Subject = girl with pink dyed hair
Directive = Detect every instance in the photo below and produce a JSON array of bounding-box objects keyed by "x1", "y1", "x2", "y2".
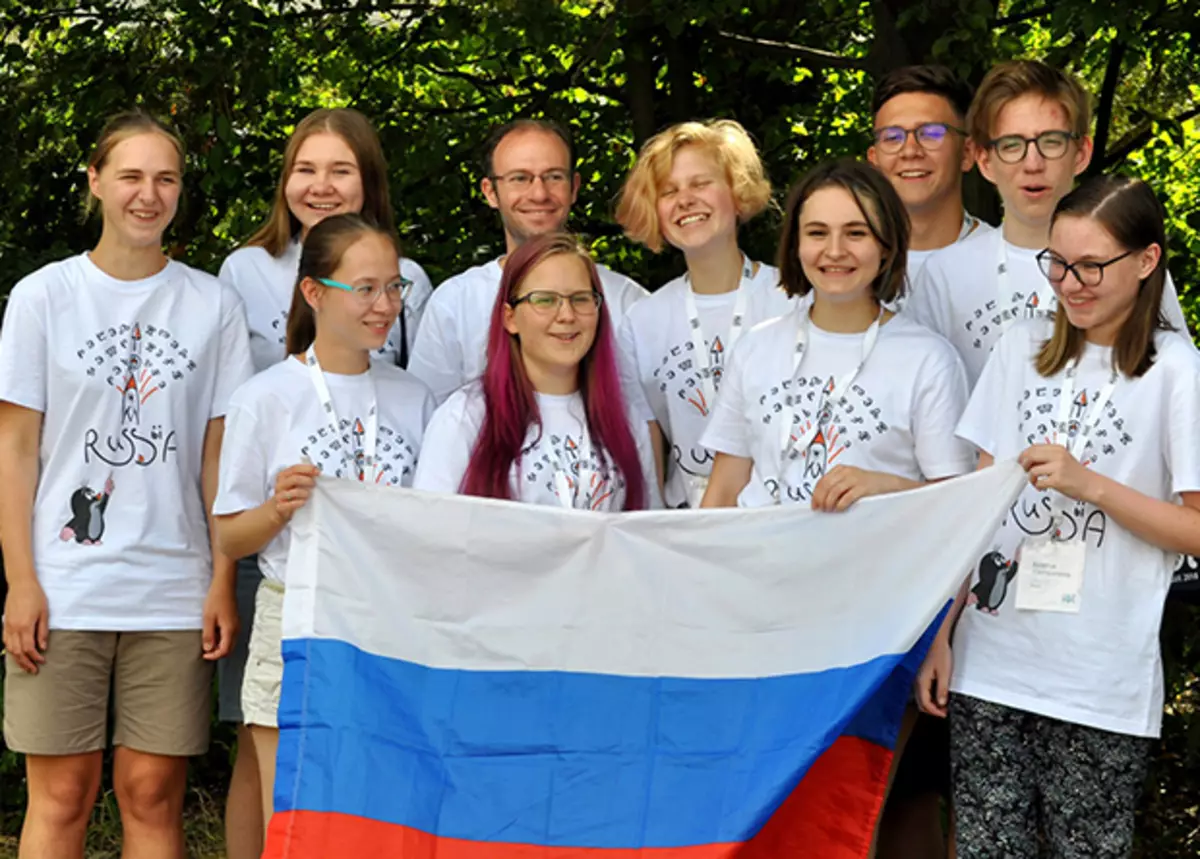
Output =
[{"x1": 414, "y1": 232, "x2": 657, "y2": 511}]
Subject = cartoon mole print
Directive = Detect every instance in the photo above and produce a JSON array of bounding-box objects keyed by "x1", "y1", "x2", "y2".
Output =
[
  {"x1": 60, "y1": 477, "x2": 115, "y2": 545},
  {"x1": 968, "y1": 550, "x2": 1018, "y2": 615}
]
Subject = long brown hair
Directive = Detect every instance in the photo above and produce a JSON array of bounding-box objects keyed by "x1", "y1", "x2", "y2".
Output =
[
  {"x1": 1036, "y1": 176, "x2": 1169, "y2": 379},
  {"x1": 777, "y1": 159, "x2": 909, "y2": 304},
  {"x1": 84, "y1": 110, "x2": 185, "y2": 218},
  {"x1": 248, "y1": 108, "x2": 395, "y2": 256},
  {"x1": 285, "y1": 213, "x2": 400, "y2": 354}
]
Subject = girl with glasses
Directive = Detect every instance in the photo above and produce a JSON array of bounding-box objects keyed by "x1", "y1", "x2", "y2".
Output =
[
  {"x1": 213, "y1": 214, "x2": 436, "y2": 836},
  {"x1": 614, "y1": 120, "x2": 794, "y2": 508},
  {"x1": 414, "y1": 232, "x2": 657, "y2": 511},
  {"x1": 0, "y1": 111, "x2": 253, "y2": 858},
  {"x1": 917, "y1": 175, "x2": 1200, "y2": 858},
  {"x1": 214, "y1": 108, "x2": 433, "y2": 857}
]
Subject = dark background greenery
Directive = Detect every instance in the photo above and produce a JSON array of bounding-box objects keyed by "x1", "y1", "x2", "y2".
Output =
[{"x1": 1, "y1": 0, "x2": 1198, "y2": 855}]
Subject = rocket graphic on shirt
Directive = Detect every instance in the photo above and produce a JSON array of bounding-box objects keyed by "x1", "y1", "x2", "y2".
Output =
[
  {"x1": 301, "y1": 417, "x2": 418, "y2": 485},
  {"x1": 522, "y1": 432, "x2": 620, "y2": 510}
]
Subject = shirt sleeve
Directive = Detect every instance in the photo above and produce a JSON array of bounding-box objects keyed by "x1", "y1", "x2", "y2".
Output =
[
  {"x1": 698, "y1": 335, "x2": 754, "y2": 459},
  {"x1": 1163, "y1": 345, "x2": 1200, "y2": 495},
  {"x1": 213, "y1": 394, "x2": 271, "y2": 516},
  {"x1": 412, "y1": 395, "x2": 476, "y2": 494},
  {"x1": 0, "y1": 281, "x2": 48, "y2": 413},
  {"x1": 407, "y1": 288, "x2": 466, "y2": 406},
  {"x1": 401, "y1": 258, "x2": 435, "y2": 354},
  {"x1": 956, "y1": 324, "x2": 1018, "y2": 457},
  {"x1": 911, "y1": 341, "x2": 976, "y2": 479},
  {"x1": 211, "y1": 286, "x2": 255, "y2": 419},
  {"x1": 616, "y1": 314, "x2": 655, "y2": 424},
  {"x1": 1160, "y1": 270, "x2": 1192, "y2": 339}
]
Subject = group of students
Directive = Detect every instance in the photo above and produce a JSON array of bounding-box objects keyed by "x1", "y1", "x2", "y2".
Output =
[{"x1": 0, "y1": 56, "x2": 1197, "y2": 859}]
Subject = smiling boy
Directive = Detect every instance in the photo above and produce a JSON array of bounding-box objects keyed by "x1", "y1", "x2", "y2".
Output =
[{"x1": 867, "y1": 65, "x2": 993, "y2": 283}]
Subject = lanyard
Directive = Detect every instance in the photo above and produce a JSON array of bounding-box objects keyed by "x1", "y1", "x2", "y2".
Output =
[
  {"x1": 305, "y1": 347, "x2": 380, "y2": 483},
  {"x1": 775, "y1": 307, "x2": 884, "y2": 498},
  {"x1": 1052, "y1": 359, "x2": 1118, "y2": 460},
  {"x1": 683, "y1": 256, "x2": 755, "y2": 411},
  {"x1": 960, "y1": 213, "x2": 982, "y2": 241},
  {"x1": 1038, "y1": 358, "x2": 1117, "y2": 537}
]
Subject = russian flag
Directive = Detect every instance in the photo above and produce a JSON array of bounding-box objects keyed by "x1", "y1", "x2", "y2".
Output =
[{"x1": 265, "y1": 462, "x2": 1025, "y2": 858}]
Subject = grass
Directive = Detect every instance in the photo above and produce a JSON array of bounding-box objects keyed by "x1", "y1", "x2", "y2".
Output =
[{"x1": 0, "y1": 785, "x2": 225, "y2": 859}]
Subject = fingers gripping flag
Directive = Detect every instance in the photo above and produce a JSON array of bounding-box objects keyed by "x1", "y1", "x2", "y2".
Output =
[{"x1": 267, "y1": 462, "x2": 1026, "y2": 858}]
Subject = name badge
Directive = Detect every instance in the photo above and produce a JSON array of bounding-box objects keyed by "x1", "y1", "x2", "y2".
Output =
[
  {"x1": 684, "y1": 473, "x2": 710, "y2": 509},
  {"x1": 1015, "y1": 537, "x2": 1085, "y2": 613}
]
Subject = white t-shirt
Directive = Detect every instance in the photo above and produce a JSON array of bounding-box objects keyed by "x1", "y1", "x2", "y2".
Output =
[
  {"x1": 214, "y1": 357, "x2": 435, "y2": 584},
  {"x1": 413, "y1": 384, "x2": 661, "y2": 510},
  {"x1": 700, "y1": 305, "x2": 975, "y2": 508},
  {"x1": 0, "y1": 254, "x2": 254, "y2": 630},
  {"x1": 952, "y1": 319, "x2": 1200, "y2": 738},
  {"x1": 618, "y1": 262, "x2": 794, "y2": 507},
  {"x1": 218, "y1": 240, "x2": 433, "y2": 373},
  {"x1": 909, "y1": 227, "x2": 1190, "y2": 387},
  {"x1": 904, "y1": 214, "x2": 995, "y2": 290},
  {"x1": 408, "y1": 259, "x2": 649, "y2": 405}
]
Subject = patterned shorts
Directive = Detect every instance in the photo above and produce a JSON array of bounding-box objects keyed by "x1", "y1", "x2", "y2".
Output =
[{"x1": 949, "y1": 693, "x2": 1151, "y2": 859}]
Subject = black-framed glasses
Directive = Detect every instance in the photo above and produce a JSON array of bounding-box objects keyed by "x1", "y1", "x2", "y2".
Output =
[
  {"x1": 509, "y1": 290, "x2": 603, "y2": 315},
  {"x1": 988, "y1": 131, "x2": 1078, "y2": 164},
  {"x1": 1036, "y1": 249, "x2": 1134, "y2": 286},
  {"x1": 491, "y1": 169, "x2": 572, "y2": 189},
  {"x1": 872, "y1": 122, "x2": 965, "y2": 153}
]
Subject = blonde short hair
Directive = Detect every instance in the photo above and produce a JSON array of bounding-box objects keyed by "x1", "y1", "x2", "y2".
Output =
[
  {"x1": 615, "y1": 120, "x2": 772, "y2": 253},
  {"x1": 967, "y1": 60, "x2": 1091, "y2": 147}
]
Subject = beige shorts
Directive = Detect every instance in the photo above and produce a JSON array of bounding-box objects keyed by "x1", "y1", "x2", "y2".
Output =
[
  {"x1": 3, "y1": 630, "x2": 212, "y2": 756},
  {"x1": 242, "y1": 578, "x2": 284, "y2": 728}
]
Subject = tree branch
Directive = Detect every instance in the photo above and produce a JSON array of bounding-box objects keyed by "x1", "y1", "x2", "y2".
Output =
[
  {"x1": 714, "y1": 30, "x2": 867, "y2": 70},
  {"x1": 993, "y1": 4, "x2": 1051, "y2": 27},
  {"x1": 1089, "y1": 37, "x2": 1126, "y2": 174},
  {"x1": 1102, "y1": 104, "x2": 1200, "y2": 167}
]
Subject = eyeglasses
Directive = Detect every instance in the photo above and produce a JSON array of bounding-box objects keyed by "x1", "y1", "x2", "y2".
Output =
[
  {"x1": 988, "y1": 131, "x2": 1078, "y2": 164},
  {"x1": 509, "y1": 290, "x2": 603, "y2": 315},
  {"x1": 491, "y1": 169, "x2": 573, "y2": 190},
  {"x1": 1036, "y1": 249, "x2": 1134, "y2": 286},
  {"x1": 318, "y1": 277, "x2": 409, "y2": 304},
  {"x1": 872, "y1": 122, "x2": 965, "y2": 153}
]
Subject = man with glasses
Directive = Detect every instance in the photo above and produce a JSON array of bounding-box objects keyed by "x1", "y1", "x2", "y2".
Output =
[
  {"x1": 409, "y1": 119, "x2": 648, "y2": 403},
  {"x1": 909, "y1": 60, "x2": 1187, "y2": 386},
  {"x1": 867, "y1": 65, "x2": 993, "y2": 285}
]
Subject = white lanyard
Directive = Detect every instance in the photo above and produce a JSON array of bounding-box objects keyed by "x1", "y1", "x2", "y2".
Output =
[
  {"x1": 1053, "y1": 359, "x2": 1118, "y2": 460},
  {"x1": 1040, "y1": 358, "x2": 1118, "y2": 535},
  {"x1": 683, "y1": 256, "x2": 754, "y2": 410},
  {"x1": 305, "y1": 347, "x2": 380, "y2": 483},
  {"x1": 551, "y1": 435, "x2": 596, "y2": 511},
  {"x1": 775, "y1": 308, "x2": 883, "y2": 498}
]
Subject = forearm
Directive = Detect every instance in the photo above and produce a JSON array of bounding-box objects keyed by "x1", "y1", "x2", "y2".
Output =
[
  {"x1": 0, "y1": 423, "x2": 41, "y2": 588},
  {"x1": 201, "y1": 418, "x2": 236, "y2": 590},
  {"x1": 1086, "y1": 475, "x2": 1200, "y2": 556},
  {"x1": 215, "y1": 502, "x2": 287, "y2": 560},
  {"x1": 700, "y1": 453, "x2": 751, "y2": 508}
]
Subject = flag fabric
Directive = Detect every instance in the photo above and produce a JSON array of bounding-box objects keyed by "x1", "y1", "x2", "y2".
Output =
[{"x1": 265, "y1": 461, "x2": 1026, "y2": 859}]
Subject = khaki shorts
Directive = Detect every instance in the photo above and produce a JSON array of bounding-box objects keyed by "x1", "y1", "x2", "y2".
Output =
[
  {"x1": 241, "y1": 578, "x2": 284, "y2": 728},
  {"x1": 3, "y1": 630, "x2": 212, "y2": 756}
]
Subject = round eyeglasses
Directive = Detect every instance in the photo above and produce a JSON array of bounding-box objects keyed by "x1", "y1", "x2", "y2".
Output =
[
  {"x1": 1036, "y1": 249, "x2": 1134, "y2": 286},
  {"x1": 988, "y1": 131, "x2": 1078, "y2": 164},
  {"x1": 872, "y1": 122, "x2": 965, "y2": 154}
]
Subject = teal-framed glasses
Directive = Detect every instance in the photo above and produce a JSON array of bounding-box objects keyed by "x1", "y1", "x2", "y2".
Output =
[{"x1": 318, "y1": 276, "x2": 409, "y2": 304}]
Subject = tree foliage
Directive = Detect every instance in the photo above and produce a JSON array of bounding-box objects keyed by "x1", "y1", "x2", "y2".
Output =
[{"x1": 0, "y1": 0, "x2": 1199, "y2": 850}]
